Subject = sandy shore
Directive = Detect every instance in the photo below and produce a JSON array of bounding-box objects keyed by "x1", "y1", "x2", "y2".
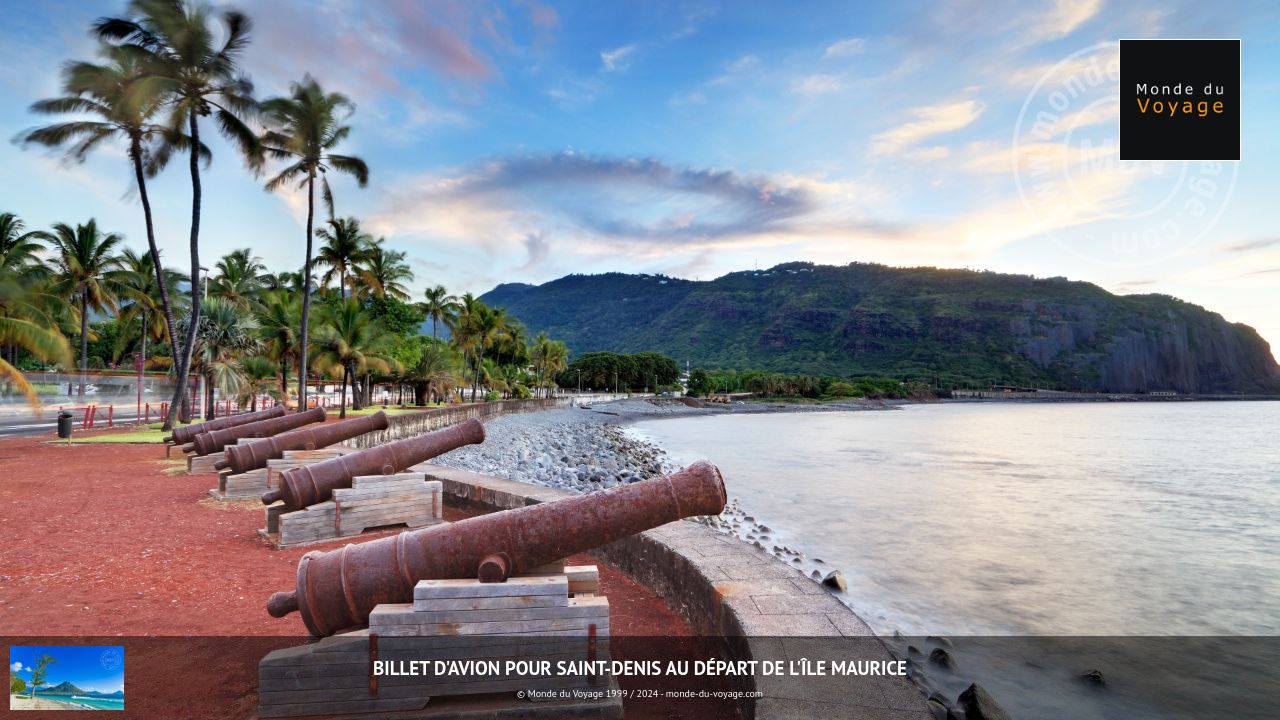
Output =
[{"x1": 10, "y1": 694, "x2": 91, "y2": 710}]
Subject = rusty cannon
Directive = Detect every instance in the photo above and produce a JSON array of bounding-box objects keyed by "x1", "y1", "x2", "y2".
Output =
[
  {"x1": 164, "y1": 405, "x2": 285, "y2": 445},
  {"x1": 184, "y1": 406, "x2": 327, "y2": 456},
  {"x1": 267, "y1": 460, "x2": 726, "y2": 636},
  {"x1": 261, "y1": 418, "x2": 486, "y2": 510},
  {"x1": 214, "y1": 410, "x2": 391, "y2": 473}
]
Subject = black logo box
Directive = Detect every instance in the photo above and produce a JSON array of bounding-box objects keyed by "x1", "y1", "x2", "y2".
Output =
[{"x1": 1120, "y1": 39, "x2": 1240, "y2": 161}]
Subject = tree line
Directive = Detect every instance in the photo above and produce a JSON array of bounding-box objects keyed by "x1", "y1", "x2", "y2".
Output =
[
  {"x1": 0, "y1": 215, "x2": 574, "y2": 419},
  {"x1": 555, "y1": 351, "x2": 681, "y2": 393},
  {"x1": 0, "y1": 0, "x2": 580, "y2": 423},
  {"x1": 685, "y1": 368, "x2": 935, "y2": 400}
]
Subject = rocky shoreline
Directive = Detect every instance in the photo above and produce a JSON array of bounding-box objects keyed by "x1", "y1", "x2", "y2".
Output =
[
  {"x1": 435, "y1": 397, "x2": 1022, "y2": 719},
  {"x1": 434, "y1": 397, "x2": 884, "y2": 585}
]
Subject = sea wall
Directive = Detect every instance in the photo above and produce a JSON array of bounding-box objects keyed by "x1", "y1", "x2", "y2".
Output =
[
  {"x1": 349, "y1": 395, "x2": 629, "y2": 448},
  {"x1": 414, "y1": 462, "x2": 930, "y2": 720}
]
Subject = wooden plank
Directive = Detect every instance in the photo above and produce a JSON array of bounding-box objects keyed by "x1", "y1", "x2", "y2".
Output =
[
  {"x1": 526, "y1": 566, "x2": 599, "y2": 594},
  {"x1": 371, "y1": 617, "x2": 609, "y2": 637},
  {"x1": 371, "y1": 596, "x2": 607, "y2": 626},
  {"x1": 350, "y1": 472, "x2": 429, "y2": 485},
  {"x1": 333, "y1": 486, "x2": 439, "y2": 504},
  {"x1": 412, "y1": 594, "x2": 568, "y2": 612},
  {"x1": 413, "y1": 576, "x2": 568, "y2": 600}
]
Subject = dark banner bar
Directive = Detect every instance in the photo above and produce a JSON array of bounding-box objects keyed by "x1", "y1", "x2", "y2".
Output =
[{"x1": 4, "y1": 636, "x2": 1277, "y2": 719}]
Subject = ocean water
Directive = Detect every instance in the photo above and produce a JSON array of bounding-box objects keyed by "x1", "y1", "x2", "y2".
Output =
[
  {"x1": 57, "y1": 695, "x2": 124, "y2": 710},
  {"x1": 630, "y1": 402, "x2": 1280, "y2": 717}
]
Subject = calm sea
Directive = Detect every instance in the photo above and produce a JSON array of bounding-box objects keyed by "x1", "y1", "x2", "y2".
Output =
[
  {"x1": 64, "y1": 695, "x2": 124, "y2": 710},
  {"x1": 630, "y1": 402, "x2": 1280, "y2": 718}
]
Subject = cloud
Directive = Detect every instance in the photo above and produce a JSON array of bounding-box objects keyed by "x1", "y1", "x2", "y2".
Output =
[
  {"x1": 1031, "y1": 0, "x2": 1103, "y2": 41},
  {"x1": 600, "y1": 45, "x2": 636, "y2": 72},
  {"x1": 707, "y1": 55, "x2": 760, "y2": 86},
  {"x1": 11, "y1": 662, "x2": 22, "y2": 672},
  {"x1": 667, "y1": 4, "x2": 719, "y2": 41},
  {"x1": 519, "y1": 231, "x2": 551, "y2": 270},
  {"x1": 791, "y1": 74, "x2": 842, "y2": 96},
  {"x1": 824, "y1": 37, "x2": 864, "y2": 58},
  {"x1": 669, "y1": 91, "x2": 707, "y2": 107},
  {"x1": 1221, "y1": 238, "x2": 1280, "y2": 253},
  {"x1": 870, "y1": 99, "x2": 985, "y2": 155},
  {"x1": 368, "y1": 153, "x2": 876, "y2": 266}
]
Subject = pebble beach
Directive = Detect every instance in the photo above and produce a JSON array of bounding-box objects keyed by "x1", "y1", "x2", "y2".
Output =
[{"x1": 434, "y1": 397, "x2": 892, "y2": 586}]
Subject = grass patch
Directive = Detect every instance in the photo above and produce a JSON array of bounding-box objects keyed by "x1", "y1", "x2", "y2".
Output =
[{"x1": 52, "y1": 428, "x2": 169, "y2": 444}]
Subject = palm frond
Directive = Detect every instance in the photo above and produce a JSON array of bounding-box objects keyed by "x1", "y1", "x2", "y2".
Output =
[{"x1": 326, "y1": 154, "x2": 369, "y2": 186}]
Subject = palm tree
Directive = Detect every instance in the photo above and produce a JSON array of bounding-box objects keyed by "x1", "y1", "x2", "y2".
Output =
[
  {"x1": 0, "y1": 213, "x2": 50, "y2": 278},
  {"x1": 210, "y1": 248, "x2": 265, "y2": 308},
  {"x1": 409, "y1": 339, "x2": 461, "y2": 406},
  {"x1": 530, "y1": 332, "x2": 569, "y2": 398},
  {"x1": 113, "y1": 248, "x2": 184, "y2": 373},
  {"x1": 21, "y1": 43, "x2": 203, "y2": 404},
  {"x1": 448, "y1": 293, "x2": 484, "y2": 401},
  {"x1": 46, "y1": 220, "x2": 127, "y2": 398},
  {"x1": 313, "y1": 217, "x2": 371, "y2": 301},
  {"x1": 0, "y1": 213, "x2": 53, "y2": 370},
  {"x1": 237, "y1": 355, "x2": 281, "y2": 411},
  {"x1": 183, "y1": 296, "x2": 260, "y2": 419},
  {"x1": 497, "y1": 320, "x2": 527, "y2": 367},
  {"x1": 0, "y1": 276, "x2": 72, "y2": 410},
  {"x1": 95, "y1": 0, "x2": 261, "y2": 429},
  {"x1": 419, "y1": 285, "x2": 457, "y2": 340},
  {"x1": 261, "y1": 270, "x2": 307, "y2": 295},
  {"x1": 355, "y1": 238, "x2": 413, "y2": 300},
  {"x1": 256, "y1": 290, "x2": 299, "y2": 400},
  {"x1": 311, "y1": 298, "x2": 390, "y2": 419},
  {"x1": 259, "y1": 76, "x2": 369, "y2": 412}
]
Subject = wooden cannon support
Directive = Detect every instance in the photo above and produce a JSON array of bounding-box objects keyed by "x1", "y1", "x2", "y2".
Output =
[
  {"x1": 254, "y1": 566, "x2": 616, "y2": 719},
  {"x1": 210, "y1": 448, "x2": 353, "y2": 501},
  {"x1": 260, "y1": 472, "x2": 445, "y2": 549}
]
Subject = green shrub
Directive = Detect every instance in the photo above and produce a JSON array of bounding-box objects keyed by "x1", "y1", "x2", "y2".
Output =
[
  {"x1": 484, "y1": 390, "x2": 501, "y2": 402},
  {"x1": 826, "y1": 381, "x2": 859, "y2": 398}
]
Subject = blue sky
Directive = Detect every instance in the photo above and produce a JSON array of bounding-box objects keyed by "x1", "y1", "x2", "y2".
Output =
[
  {"x1": 2, "y1": 0, "x2": 1278, "y2": 352},
  {"x1": 10, "y1": 646, "x2": 125, "y2": 694}
]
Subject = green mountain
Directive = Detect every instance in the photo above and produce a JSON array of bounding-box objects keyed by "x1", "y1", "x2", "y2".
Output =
[
  {"x1": 480, "y1": 261, "x2": 1280, "y2": 394},
  {"x1": 41, "y1": 680, "x2": 86, "y2": 695}
]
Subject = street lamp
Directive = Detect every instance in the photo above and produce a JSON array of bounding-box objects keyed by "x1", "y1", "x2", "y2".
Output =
[
  {"x1": 577, "y1": 369, "x2": 581, "y2": 394},
  {"x1": 199, "y1": 265, "x2": 210, "y2": 299}
]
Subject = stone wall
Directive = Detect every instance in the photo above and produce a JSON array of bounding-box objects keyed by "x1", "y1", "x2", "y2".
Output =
[{"x1": 415, "y1": 463, "x2": 930, "y2": 720}]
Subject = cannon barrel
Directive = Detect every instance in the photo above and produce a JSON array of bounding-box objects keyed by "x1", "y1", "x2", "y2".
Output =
[
  {"x1": 261, "y1": 418, "x2": 486, "y2": 509},
  {"x1": 184, "y1": 407, "x2": 327, "y2": 456},
  {"x1": 214, "y1": 411, "x2": 391, "y2": 473},
  {"x1": 267, "y1": 460, "x2": 726, "y2": 636},
  {"x1": 164, "y1": 405, "x2": 285, "y2": 444}
]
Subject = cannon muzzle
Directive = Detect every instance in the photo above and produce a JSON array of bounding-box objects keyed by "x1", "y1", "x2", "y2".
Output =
[
  {"x1": 164, "y1": 405, "x2": 286, "y2": 444},
  {"x1": 217, "y1": 411, "x2": 390, "y2": 474},
  {"x1": 261, "y1": 418, "x2": 485, "y2": 509},
  {"x1": 186, "y1": 406, "x2": 327, "y2": 456},
  {"x1": 268, "y1": 460, "x2": 726, "y2": 636}
]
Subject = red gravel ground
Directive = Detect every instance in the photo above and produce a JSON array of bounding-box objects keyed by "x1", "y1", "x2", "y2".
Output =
[{"x1": 0, "y1": 428, "x2": 733, "y2": 719}]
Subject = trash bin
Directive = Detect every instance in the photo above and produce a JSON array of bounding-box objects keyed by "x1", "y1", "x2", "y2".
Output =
[{"x1": 57, "y1": 411, "x2": 74, "y2": 439}]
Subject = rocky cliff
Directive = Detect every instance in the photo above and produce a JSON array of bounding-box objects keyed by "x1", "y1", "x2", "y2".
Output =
[{"x1": 481, "y1": 262, "x2": 1280, "y2": 394}]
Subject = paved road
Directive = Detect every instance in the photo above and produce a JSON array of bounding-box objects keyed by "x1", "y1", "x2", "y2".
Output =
[{"x1": 0, "y1": 407, "x2": 153, "y2": 439}]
